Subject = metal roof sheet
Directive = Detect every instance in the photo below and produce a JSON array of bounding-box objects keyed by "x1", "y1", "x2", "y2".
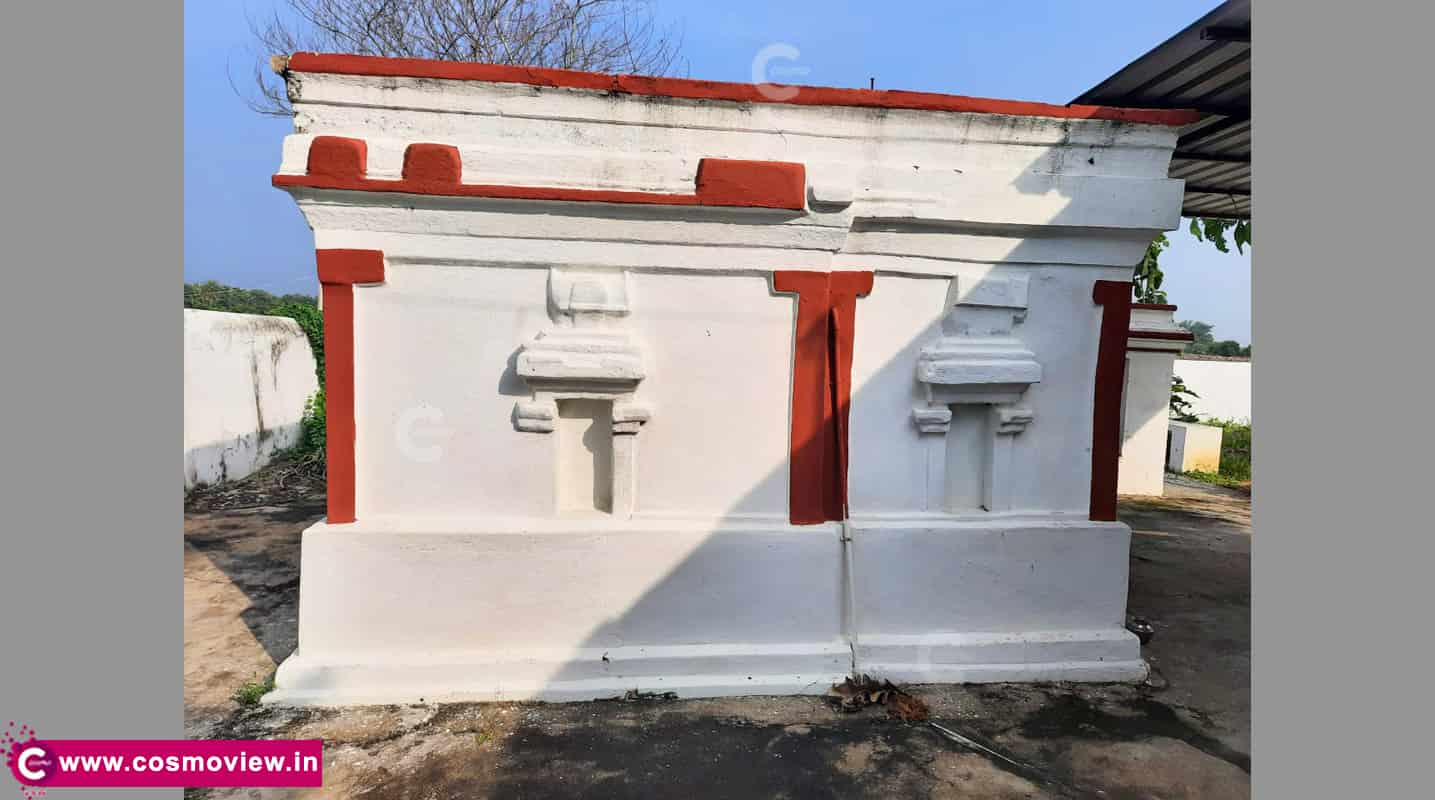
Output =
[{"x1": 1073, "y1": 0, "x2": 1250, "y2": 219}]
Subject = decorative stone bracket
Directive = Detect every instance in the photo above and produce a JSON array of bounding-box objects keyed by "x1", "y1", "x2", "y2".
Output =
[
  {"x1": 514, "y1": 268, "x2": 652, "y2": 516},
  {"x1": 985, "y1": 406, "x2": 1034, "y2": 512},
  {"x1": 913, "y1": 276, "x2": 1039, "y2": 513}
]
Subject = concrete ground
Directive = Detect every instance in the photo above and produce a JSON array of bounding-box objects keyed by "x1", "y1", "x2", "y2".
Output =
[{"x1": 184, "y1": 476, "x2": 1249, "y2": 799}]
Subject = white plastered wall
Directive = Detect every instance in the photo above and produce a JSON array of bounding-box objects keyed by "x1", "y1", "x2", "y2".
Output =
[
  {"x1": 183, "y1": 310, "x2": 319, "y2": 488},
  {"x1": 1174, "y1": 358, "x2": 1251, "y2": 423}
]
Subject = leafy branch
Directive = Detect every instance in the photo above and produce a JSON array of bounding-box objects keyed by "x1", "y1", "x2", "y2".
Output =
[
  {"x1": 1133, "y1": 218, "x2": 1252, "y2": 304},
  {"x1": 1170, "y1": 374, "x2": 1200, "y2": 422}
]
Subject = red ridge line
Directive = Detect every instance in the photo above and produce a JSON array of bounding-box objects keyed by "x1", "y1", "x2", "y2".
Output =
[
  {"x1": 1127, "y1": 329, "x2": 1196, "y2": 342},
  {"x1": 285, "y1": 52, "x2": 1201, "y2": 127}
]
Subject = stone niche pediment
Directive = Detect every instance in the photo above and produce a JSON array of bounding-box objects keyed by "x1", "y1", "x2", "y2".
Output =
[
  {"x1": 913, "y1": 275, "x2": 1039, "y2": 514},
  {"x1": 513, "y1": 267, "x2": 652, "y2": 518},
  {"x1": 915, "y1": 275, "x2": 1041, "y2": 409},
  {"x1": 515, "y1": 268, "x2": 648, "y2": 426}
]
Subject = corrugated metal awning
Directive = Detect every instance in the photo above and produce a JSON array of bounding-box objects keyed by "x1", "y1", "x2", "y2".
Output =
[{"x1": 1073, "y1": 0, "x2": 1250, "y2": 219}]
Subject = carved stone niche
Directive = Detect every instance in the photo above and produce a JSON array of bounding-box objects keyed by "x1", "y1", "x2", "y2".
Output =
[
  {"x1": 913, "y1": 276, "x2": 1039, "y2": 513},
  {"x1": 514, "y1": 268, "x2": 652, "y2": 517}
]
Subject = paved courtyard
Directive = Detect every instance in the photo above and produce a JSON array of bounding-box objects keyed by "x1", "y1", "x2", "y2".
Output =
[{"x1": 184, "y1": 476, "x2": 1249, "y2": 799}]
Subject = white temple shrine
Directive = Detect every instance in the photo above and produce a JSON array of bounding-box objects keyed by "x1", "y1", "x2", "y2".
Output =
[{"x1": 264, "y1": 53, "x2": 1194, "y2": 705}]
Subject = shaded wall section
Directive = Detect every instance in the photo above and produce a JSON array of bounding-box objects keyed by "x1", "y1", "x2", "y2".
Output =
[{"x1": 184, "y1": 309, "x2": 319, "y2": 488}]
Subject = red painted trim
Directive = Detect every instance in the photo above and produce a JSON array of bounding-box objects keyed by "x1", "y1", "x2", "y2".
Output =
[
  {"x1": 1127, "y1": 330, "x2": 1195, "y2": 342},
  {"x1": 1131, "y1": 303, "x2": 1178, "y2": 311},
  {"x1": 317, "y1": 248, "x2": 386, "y2": 285},
  {"x1": 1090, "y1": 280, "x2": 1133, "y2": 522},
  {"x1": 321, "y1": 282, "x2": 356, "y2": 525},
  {"x1": 307, "y1": 136, "x2": 367, "y2": 180},
  {"x1": 402, "y1": 143, "x2": 463, "y2": 188},
  {"x1": 275, "y1": 148, "x2": 806, "y2": 210},
  {"x1": 285, "y1": 53, "x2": 1200, "y2": 126},
  {"x1": 827, "y1": 272, "x2": 871, "y2": 523},
  {"x1": 695, "y1": 160, "x2": 806, "y2": 209},
  {"x1": 1127, "y1": 346, "x2": 1186, "y2": 354},
  {"x1": 773, "y1": 270, "x2": 874, "y2": 525},
  {"x1": 315, "y1": 249, "x2": 386, "y2": 524}
]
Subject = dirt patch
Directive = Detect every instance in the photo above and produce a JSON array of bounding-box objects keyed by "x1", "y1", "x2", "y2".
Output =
[
  {"x1": 185, "y1": 450, "x2": 325, "y2": 513},
  {"x1": 926, "y1": 751, "x2": 1047, "y2": 799},
  {"x1": 834, "y1": 739, "x2": 888, "y2": 776},
  {"x1": 1061, "y1": 737, "x2": 1250, "y2": 799},
  {"x1": 184, "y1": 503, "x2": 315, "y2": 737}
]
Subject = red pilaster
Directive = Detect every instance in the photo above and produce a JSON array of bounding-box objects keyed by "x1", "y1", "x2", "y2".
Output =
[
  {"x1": 315, "y1": 249, "x2": 385, "y2": 524},
  {"x1": 1090, "y1": 280, "x2": 1133, "y2": 522},
  {"x1": 773, "y1": 270, "x2": 874, "y2": 525}
]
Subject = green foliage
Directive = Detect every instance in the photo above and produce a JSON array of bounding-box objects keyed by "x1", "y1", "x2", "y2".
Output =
[
  {"x1": 1169, "y1": 375, "x2": 1200, "y2": 422},
  {"x1": 1182, "y1": 469, "x2": 1246, "y2": 489},
  {"x1": 1133, "y1": 234, "x2": 1169, "y2": 303},
  {"x1": 1207, "y1": 417, "x2": 1251, "y2": 482},
  {"x1": 231, "y1": 672, "x2": 276, "y2": 707},
  {"x1": 185, "y1": 281, "x2": 316, "y2": 315},
  {"x1": 1132, "y1": 217, "x2": 1251, "y2": 304},
  {"x1": 1178, "y1": 319, "x2": 1214, "y2": 344},
  {"x1": 297, "y1": 389, "x2": 327, "y2": 464},
  {"x1": 1206, "y1": 340, "x2": 1248, "y2": 357},
  {"x1": 1178, "y1": 319, "x2": 1250, "y2": 358},
  {"x1": 1189, "y1": 218, "x2": 1252, "y2": 255}
]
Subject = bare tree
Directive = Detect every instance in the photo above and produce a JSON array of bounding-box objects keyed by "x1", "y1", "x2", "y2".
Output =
[{"x1": 238, "y1": 0, "x2": 683, "y2": 115}]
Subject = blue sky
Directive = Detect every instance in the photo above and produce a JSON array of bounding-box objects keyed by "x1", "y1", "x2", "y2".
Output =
[{"x1": 185, "y1": 0, "x2": 1250, "y2": 344}]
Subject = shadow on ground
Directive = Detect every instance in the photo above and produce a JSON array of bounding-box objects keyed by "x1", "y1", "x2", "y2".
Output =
[
  {"x1": 184, "y1": 503, "x2": 321, "y2": 736},
  {"x1": 184, "y1": 475, "x2": 1249, "y2": 799}
]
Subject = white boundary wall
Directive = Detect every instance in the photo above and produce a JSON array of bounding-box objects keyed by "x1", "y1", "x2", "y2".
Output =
[
  {"x1": 1174, "y1": 358, "x2": 1251, "y2": 423},
  {"x1": 183, "y1": 309, "x2": 319, "y2": 488}
]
